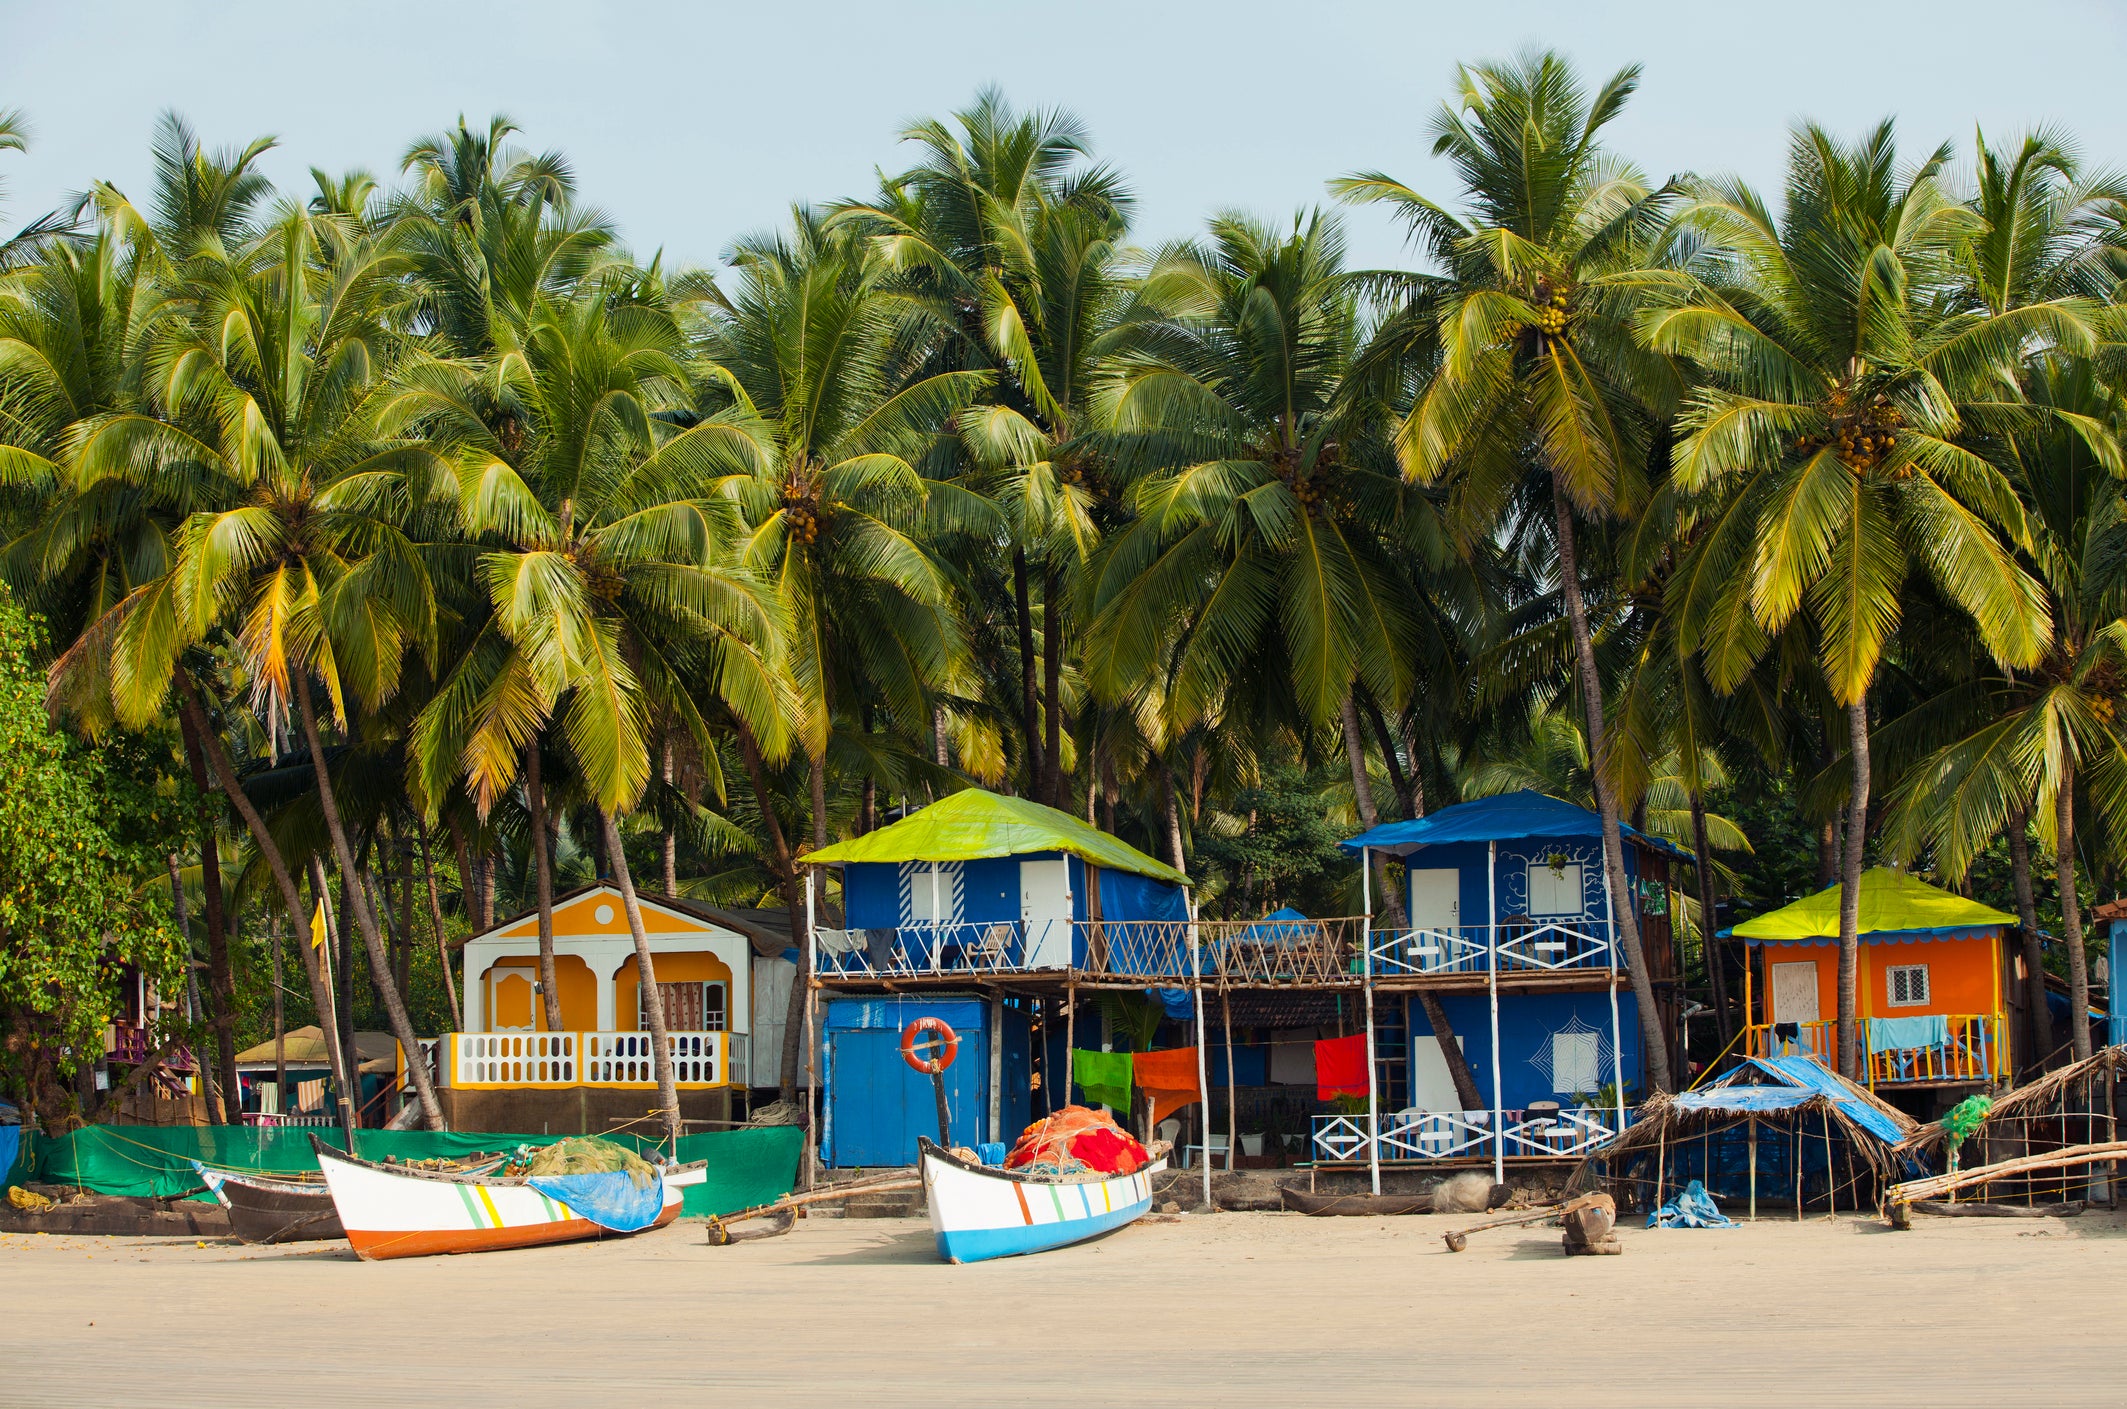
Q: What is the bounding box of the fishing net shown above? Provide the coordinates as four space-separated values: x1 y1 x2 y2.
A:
1942 1094 1994 1168
1005 1106 1149 1176
521 1137 656 1189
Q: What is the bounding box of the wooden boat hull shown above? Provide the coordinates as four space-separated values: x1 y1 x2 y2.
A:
919 1137 1164 1264
1279 1187 1434 1217
197 1166 345 1244
311 1142 702 1261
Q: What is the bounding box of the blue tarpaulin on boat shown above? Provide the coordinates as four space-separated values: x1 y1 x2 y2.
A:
1340 790 1688 858
528 1170 666 1232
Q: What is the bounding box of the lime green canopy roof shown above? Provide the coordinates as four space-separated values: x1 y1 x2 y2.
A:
803 788 1189 885
1728 867 2013 941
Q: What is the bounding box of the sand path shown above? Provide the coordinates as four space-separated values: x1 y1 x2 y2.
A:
8 1208 2118 1406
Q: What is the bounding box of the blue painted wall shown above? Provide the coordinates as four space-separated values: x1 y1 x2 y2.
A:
1409 989 1643 1109
2111 919 2125 1049
821 995 1032 1167
1403 837 1641 930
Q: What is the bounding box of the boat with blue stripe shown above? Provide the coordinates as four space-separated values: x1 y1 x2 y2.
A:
918 1136 1166 1263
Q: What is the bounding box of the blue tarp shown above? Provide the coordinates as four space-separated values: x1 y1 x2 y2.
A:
1676 1055 1908 1146
1648 1178 1736 1229
1340 790 1689 859
528 1170 667 1233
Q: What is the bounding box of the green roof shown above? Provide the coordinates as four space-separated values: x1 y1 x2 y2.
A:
1728 867 2013 941
803 788 1188 884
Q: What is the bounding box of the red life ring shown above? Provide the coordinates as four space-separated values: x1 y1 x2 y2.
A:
900 1017 960 1074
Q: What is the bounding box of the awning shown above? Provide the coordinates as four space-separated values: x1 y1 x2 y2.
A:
804 788 1187 884
1725 867 2013 941
1340 789 1689 859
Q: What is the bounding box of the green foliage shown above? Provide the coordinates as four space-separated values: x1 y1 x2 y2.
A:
0 581 183 1081
1193 766 1355 920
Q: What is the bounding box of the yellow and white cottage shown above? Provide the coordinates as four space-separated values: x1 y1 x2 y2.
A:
413 884 786 1133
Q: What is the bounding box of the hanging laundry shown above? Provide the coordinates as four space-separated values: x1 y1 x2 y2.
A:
1131 1047 1203 1125
1314 1034 1369 1101
1071 1049 1133 1112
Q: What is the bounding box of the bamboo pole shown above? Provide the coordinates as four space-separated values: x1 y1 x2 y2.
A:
1747 1115 1758 1221
1889 1141 2127 1207
1222 985 1237 1173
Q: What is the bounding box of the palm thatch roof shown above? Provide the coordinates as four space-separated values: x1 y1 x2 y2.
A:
1898 1045 2125 1158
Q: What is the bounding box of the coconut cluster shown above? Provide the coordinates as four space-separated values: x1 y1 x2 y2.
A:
781 482 823 544
1794 390 1904 472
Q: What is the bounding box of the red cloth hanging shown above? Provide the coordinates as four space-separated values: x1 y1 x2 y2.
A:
1314 1034 1369 1101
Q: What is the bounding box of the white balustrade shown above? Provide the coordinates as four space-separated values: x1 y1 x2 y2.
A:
449 1031 725 1088
1311 1106 1626 1163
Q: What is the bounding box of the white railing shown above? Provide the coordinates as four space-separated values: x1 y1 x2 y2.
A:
1311 1106 1628 1163
1365 920 1617 978
447 1031 727 1088
814 916 1365 983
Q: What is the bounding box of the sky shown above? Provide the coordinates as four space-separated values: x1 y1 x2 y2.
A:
7 1 2127 275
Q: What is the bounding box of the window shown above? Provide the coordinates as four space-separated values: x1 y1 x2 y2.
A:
640 981 727 1032
1887 964 1931 1008
1527 861 1584 917
1551 1031 1601 1094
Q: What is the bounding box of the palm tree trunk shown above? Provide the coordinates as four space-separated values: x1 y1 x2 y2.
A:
523 742 565 1034
600 809 681 1144
1836 699 1870 1080
1159 767 1187 877
1013 549 1045 794
172 669 357 1143
293 671 445 1130
1042 563 1065 808
416 825 461 1029
1341 692 1483 1111
1689 790 1732 1044
2005 808 2051 1069
174 706 241 1124
2056 756 2093 1062
1357 690 1412 819
661 737 679 897
1551 485 1672 1092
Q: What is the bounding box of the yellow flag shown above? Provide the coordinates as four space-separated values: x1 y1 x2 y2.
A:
310 901 328 951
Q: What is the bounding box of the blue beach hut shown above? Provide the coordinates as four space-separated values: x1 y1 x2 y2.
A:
1338 791 1687 1178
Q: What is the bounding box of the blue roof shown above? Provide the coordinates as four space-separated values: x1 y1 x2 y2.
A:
1340 790 1690 859
1677 1056 1909 1145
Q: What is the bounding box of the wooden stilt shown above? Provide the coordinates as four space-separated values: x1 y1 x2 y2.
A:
1222 986 1237 1173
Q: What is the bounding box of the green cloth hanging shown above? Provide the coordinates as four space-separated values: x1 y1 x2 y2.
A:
1072 1049 1134 1111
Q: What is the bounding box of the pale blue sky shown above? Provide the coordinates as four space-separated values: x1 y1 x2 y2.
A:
7 1 2127 274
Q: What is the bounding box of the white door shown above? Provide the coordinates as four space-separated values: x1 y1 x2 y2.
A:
1408 868 1460 931
1407 1032 1467 1113
1019 859 1074 967
1769 961 1821 1024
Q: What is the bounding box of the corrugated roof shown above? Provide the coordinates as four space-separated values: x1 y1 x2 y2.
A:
803 788 1187 883
1340 790 1689 859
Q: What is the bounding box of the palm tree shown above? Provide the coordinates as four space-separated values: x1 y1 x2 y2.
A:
90 207 451 1128
403 284 787 1140
838 92 1129 805
1649 120 2074 1074
1334 52 1682 1090
696 209 982 1096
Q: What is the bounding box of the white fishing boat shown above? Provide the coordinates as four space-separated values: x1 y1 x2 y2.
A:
309 1136 705 1261
919 1136 1166 1264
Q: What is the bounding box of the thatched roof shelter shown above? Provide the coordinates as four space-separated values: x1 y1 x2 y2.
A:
1578 1056 1919 1215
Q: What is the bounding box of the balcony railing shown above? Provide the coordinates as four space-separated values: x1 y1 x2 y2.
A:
1746 1014 2005 1087
439 1030 729 1089
104 1022 196 1071
812 915 1498 984
1311 1106 1630 1163
1365 920 1618 977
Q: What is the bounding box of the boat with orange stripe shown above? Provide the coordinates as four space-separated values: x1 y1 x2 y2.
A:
918 1136 1166 1264
309 1136 705 1261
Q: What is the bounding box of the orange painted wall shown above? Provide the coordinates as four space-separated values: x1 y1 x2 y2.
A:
612 951 733 1031
482 954 598 1031
1755 931 2005 1020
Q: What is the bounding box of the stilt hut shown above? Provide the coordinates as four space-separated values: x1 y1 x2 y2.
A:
1582 1055 1916 1217
1895 1045 2124 1207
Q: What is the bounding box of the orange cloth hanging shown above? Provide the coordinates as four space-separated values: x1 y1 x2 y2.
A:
1131 1047 1204 1126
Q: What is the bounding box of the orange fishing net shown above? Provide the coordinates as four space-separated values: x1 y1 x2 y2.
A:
1005 1105 1150 1175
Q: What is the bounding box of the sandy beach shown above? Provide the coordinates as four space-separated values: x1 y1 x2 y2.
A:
8 1207 2121 1408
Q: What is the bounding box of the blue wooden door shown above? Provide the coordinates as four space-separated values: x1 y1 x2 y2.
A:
828 1028 987 1166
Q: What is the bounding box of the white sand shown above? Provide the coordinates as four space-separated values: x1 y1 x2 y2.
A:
9 1208 2120 1406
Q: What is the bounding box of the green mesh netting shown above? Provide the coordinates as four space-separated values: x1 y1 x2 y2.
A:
12 1124 800 1217
1942 1094 1994 1157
